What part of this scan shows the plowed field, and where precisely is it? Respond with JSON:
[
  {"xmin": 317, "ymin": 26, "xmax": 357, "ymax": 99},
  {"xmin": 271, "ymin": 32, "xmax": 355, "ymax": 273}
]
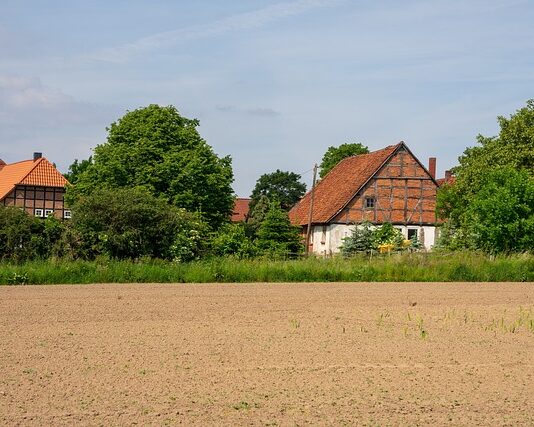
[{"xmin": 1, "ymin": 282, "xmax": 533, "ymax": 426}]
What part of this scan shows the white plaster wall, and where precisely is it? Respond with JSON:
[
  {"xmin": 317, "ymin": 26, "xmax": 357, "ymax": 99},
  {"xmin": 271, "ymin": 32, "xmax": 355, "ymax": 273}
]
[{"xmin": 311, "ymin": 224, "xmax": 437, "ymax": 254}]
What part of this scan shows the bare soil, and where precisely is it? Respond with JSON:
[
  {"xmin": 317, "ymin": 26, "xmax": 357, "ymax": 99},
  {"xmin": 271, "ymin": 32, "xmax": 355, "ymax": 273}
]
[{"xmin": 1, "ymin": 282, "xmax": 533, "ymax": 426}]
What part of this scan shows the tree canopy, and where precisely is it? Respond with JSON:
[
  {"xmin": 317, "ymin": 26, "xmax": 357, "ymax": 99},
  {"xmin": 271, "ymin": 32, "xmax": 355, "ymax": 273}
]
[
  {"xmin": 437, "ymin": 100, "xmax": 534, "ymax": 252},
  {"xmin": 255, "ymin": 202, "xmax": 303, "ymax": 257},
  {"xmin": 249, "ymin": 169, "xmax": 306, "ymax": 212},
  {"xmin": 70, "ymin": 104, "xmax": 234, "ymax": 229},
  {"xmin": 319, "ymin": 142, "xmax": 369, "ymax": 178}
]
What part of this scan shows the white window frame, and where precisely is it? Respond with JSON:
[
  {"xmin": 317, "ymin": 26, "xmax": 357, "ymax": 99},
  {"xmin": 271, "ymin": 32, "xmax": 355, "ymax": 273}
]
[
  {"xmin": 63, "ymin": 210, "xmax": 72, "ymax": 219},
  {"xmin": 44, "ymin": 209, "xmax": 54, "ymax": 218},
  {"xmin": 34, "ymin": 208, "xmax": 44, "ymax": 218}
]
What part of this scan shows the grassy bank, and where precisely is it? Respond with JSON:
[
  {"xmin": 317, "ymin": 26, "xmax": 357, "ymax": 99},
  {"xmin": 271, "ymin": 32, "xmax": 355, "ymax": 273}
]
[{"xmin": 1, "ymin": 252, "xmax": 533, "ymax": 285}]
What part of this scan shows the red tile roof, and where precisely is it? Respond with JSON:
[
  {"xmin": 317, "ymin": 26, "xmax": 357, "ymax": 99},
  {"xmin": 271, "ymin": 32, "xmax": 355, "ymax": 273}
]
[
  {"xmin": 436, "ymin": 176, "xmax": 456, "ymax": 186},
  {"xmin": 231, "ymin": 198, "xmax": 251, "ymax": 222},
  {"xmin": 289, "ymin": 144, "xmax": 401, "ymax": 226},
  {"xmin": 0, "ymin": 157, "xmax": 69, "ymax": 201}
]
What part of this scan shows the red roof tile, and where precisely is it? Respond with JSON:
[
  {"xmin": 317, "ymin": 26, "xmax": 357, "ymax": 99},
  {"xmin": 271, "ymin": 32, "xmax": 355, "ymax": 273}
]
[
  {"xmin": 436, "ymin": 176, "xmax": 456, "ymax": 186},
  {"xmin": 231, "ymin": 198, "xmax": 251, "ymax": 222},
  {"xmin": 289, "ymin": 144, "xmax": 401, "ymax": 226},
  {"xmin": 0, "ymin": 157, "xmax": 69, "ymax": 201}
]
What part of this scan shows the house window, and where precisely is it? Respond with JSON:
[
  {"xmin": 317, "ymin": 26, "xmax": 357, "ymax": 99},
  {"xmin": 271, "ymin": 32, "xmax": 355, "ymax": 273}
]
[
  {"xmin": 34, "ymin": 209, "xmax": 44, "ymax": 217},
  {"xmin": 408, "ymin": 229, "xmax": 418, "ymax": 240},
  {"xmin": 44, "ymin": 209, "xmax": 54, "ymax": 217},
  {"xmin": 365, "ymin": 197, "xmax": 376, "ymax": 209},
  {"xmin": 63, "ymin": 210, "xmax": 72, "ymax": 219}
]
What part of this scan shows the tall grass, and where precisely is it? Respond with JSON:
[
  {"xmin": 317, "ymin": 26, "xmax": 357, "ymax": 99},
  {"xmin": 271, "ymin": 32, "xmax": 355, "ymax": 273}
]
[{"xmin": 0, "ymin": 252, "xmax": 533, "ymax": 285}]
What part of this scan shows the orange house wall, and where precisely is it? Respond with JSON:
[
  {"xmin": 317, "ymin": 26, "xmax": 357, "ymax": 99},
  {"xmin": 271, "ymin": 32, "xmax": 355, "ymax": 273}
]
[{"xmin": 332, "ymin": 149, "xmax": 437, "ymax": 225}]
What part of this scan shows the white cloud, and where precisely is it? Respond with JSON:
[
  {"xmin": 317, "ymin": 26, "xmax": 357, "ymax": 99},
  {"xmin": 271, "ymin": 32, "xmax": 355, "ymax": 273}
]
[
  {"xmin": 0, "ymin": 74, "xmax": 118, "ymax": 170},
  {"xmin": 86, "ymin": 0, "xmax": 344, "ymax": 63}
]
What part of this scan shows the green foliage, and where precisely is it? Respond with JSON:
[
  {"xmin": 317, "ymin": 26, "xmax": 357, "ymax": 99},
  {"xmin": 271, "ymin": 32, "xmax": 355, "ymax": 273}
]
[
  {"xmin": 319, "ymin": 142, "xmax": 369, "ymax": 178},
  {"xmin": 1, "ymin": 252, "xmax": 533, "ymax": 284},
  {"xmin": 64, "ymin": 157, "xmax": 92, "ymax": 184},
  {"xmin": 210, "ymin": 223, "xmax": 256, "ymax": 259},
  {"xmin": 0, "ymin": 207, "xmax": 68, "ymax": 262},
  {"xmin": 0, "ymin": 207, "xmax": 45, "ymax": 261},
  {"xmin": 255, "ymin": 202, "xmax": 303, "ymax": 257},
  {"xmin": 245, "ymin": 194, "xmax": 270, "ymax": 236},
  {"xmin": 340, "ymin": 221, "xmax": 374, "ymax": 255},
  {"xmin": 373, "ymin": 223, "xmax": 404, "ymax": 247},
  {"xmin": 70, "ymin": 187, "xmax": 208, "ymax": 260},
  {"xmin": 70, "ymin": 104, "xmax": 234, "ymax": 229},
  {"xmin": 462, "ymin": 167, "xmax": 534, "ymax": 253},
  {"xmin": 340, "ymin": 222, "xmax": 409, "ymax": 256},
  {"xmin": 437, "ymin": 100, "xmax": 534, "ymax": 252},
  {"xmin": 249, "ymin": 169, "xmax": 306, "ymax": 212}
]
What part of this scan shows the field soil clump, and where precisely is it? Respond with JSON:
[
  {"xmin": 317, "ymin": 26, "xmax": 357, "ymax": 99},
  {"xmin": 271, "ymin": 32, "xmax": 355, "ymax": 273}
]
[{"xmin": 1, "ymin": 282, "xmax": 533, "ymax": 425}]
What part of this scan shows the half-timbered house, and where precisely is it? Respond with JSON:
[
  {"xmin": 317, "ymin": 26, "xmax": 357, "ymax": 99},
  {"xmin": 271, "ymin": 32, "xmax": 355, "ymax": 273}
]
[
  {"xmin": 289, "ymin": 142, "xmax": 439, "ymax": 254},
  {"xmin": 0, "ymin": 153, "xmax": 70, "ymax": 219}
]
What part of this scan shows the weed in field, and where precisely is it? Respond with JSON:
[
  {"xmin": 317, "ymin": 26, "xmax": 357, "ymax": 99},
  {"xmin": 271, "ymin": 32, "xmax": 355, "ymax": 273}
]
[
  {"xmin": 232, "ymin": 401, "xmax": 250, "ymax": 410},
  {"xmin": 290, "ymin": 319, "xmax": 300, "ymax": 329}
]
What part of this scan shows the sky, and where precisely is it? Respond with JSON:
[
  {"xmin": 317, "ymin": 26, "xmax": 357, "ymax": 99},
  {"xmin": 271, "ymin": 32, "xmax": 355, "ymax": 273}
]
[{"xmin": 1, "ymin": 0, "xmax": 533, "ymax": 196}]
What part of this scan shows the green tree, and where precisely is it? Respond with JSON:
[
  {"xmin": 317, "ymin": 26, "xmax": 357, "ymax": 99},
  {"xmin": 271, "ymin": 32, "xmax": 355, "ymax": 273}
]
[
  {"xmin": 71, "ymin": 105, "xmax": 234, "ymax": 229},
  {"xmin": 211, "ymin": 223, "xmax": 256, "ymax": 258},
  {"xmin": 340, "ymin": 221, "xmax": 374, "ymax": 256},
  {"xmin": 246, "ymin": 194, "xmax": 271, "ymax": 237},
  {"xmin": 64, "ymin": 157, "xmax": 93, "ymax": 184},
  {"xmin": 71, "ymin": 187, "xmax": 208, "ymax": 260},
  {"xmin": 256, "ymin": 202, "xmax": 303, "ymax": 257},
  {"xmin": 462, "ymin": 167, "xmax": 534, "ymax": 253},
  {"xmin": 249, "ymin": 170, "xmax": 306, "ymax": 212},
  {"xmin": 319, "ymin": 142, "xmax": 369, "ymax": 178},
  {"xmin": 437, "ymin": 100, "xmax": 534, "ymax": 252}
]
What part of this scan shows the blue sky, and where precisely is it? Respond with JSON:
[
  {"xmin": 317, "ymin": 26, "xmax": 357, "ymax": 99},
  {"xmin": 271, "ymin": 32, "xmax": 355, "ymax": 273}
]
[{"xmin": 1, "ymin": 0, "xmax": 533, "ymax": 196}]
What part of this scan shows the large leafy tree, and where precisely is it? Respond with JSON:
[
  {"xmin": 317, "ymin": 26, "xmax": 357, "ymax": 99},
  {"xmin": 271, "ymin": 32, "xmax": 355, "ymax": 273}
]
[
  {"xmin": 71, "ymin": 105, "xmax": 234, "ymax": 229},
  {"xmin": 437, "ymin": 100, "xmax": 534, "ymax": 252},
  {"xmin": 249, "ymin": 169, "xmax": 306, "ymax": 212},
  {"xmin": 319, "ymin": 142, "xmax": 369, "ymax": 178},
  {"xmin": 64, "ymin": 157, "xmax": 92, "ymax": 184}
]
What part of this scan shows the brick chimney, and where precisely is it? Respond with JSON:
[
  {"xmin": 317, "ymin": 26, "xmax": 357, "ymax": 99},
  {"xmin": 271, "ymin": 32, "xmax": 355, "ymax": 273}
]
[
  {"xmin": 445, "ymin": 170, "xmax": 452, "ymax": 180},
  {"xmin": 33, "ymin": 152, "xmax": 42, "ymax": 161},
  {"xmin": 0, "ymin": 159, "xmax": 5, "ymax": 171},
  {"xmin": 428, "ymin": 157, "xmax": 436, "ymax": 179}
]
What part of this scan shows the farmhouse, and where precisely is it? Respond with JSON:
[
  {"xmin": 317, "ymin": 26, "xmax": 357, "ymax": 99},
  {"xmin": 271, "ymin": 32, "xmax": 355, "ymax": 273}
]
[
  {"xmin": 0, "ymin": 152, "xmax": 70, "ymax": 219},
  {"xmin": 289, "ymin": 142, "xmax": 441, "ymax": 254}
]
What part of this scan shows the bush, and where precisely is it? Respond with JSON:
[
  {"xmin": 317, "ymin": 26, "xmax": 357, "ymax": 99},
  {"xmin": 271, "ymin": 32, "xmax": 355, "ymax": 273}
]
[
  {"xmin": 0, "ymin": 206, "xmax": 45, "ymax": 262},
  {"xmin": 210, "ymin": 223, "xmax": 256, "ymax": 259},
  {"xmin": 341, "ymin": 222, "xmax": 411, "ymax": 256},
  {"xmin": 70, "ymin": 187, "xmax": 209, "ymax": 260}
]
